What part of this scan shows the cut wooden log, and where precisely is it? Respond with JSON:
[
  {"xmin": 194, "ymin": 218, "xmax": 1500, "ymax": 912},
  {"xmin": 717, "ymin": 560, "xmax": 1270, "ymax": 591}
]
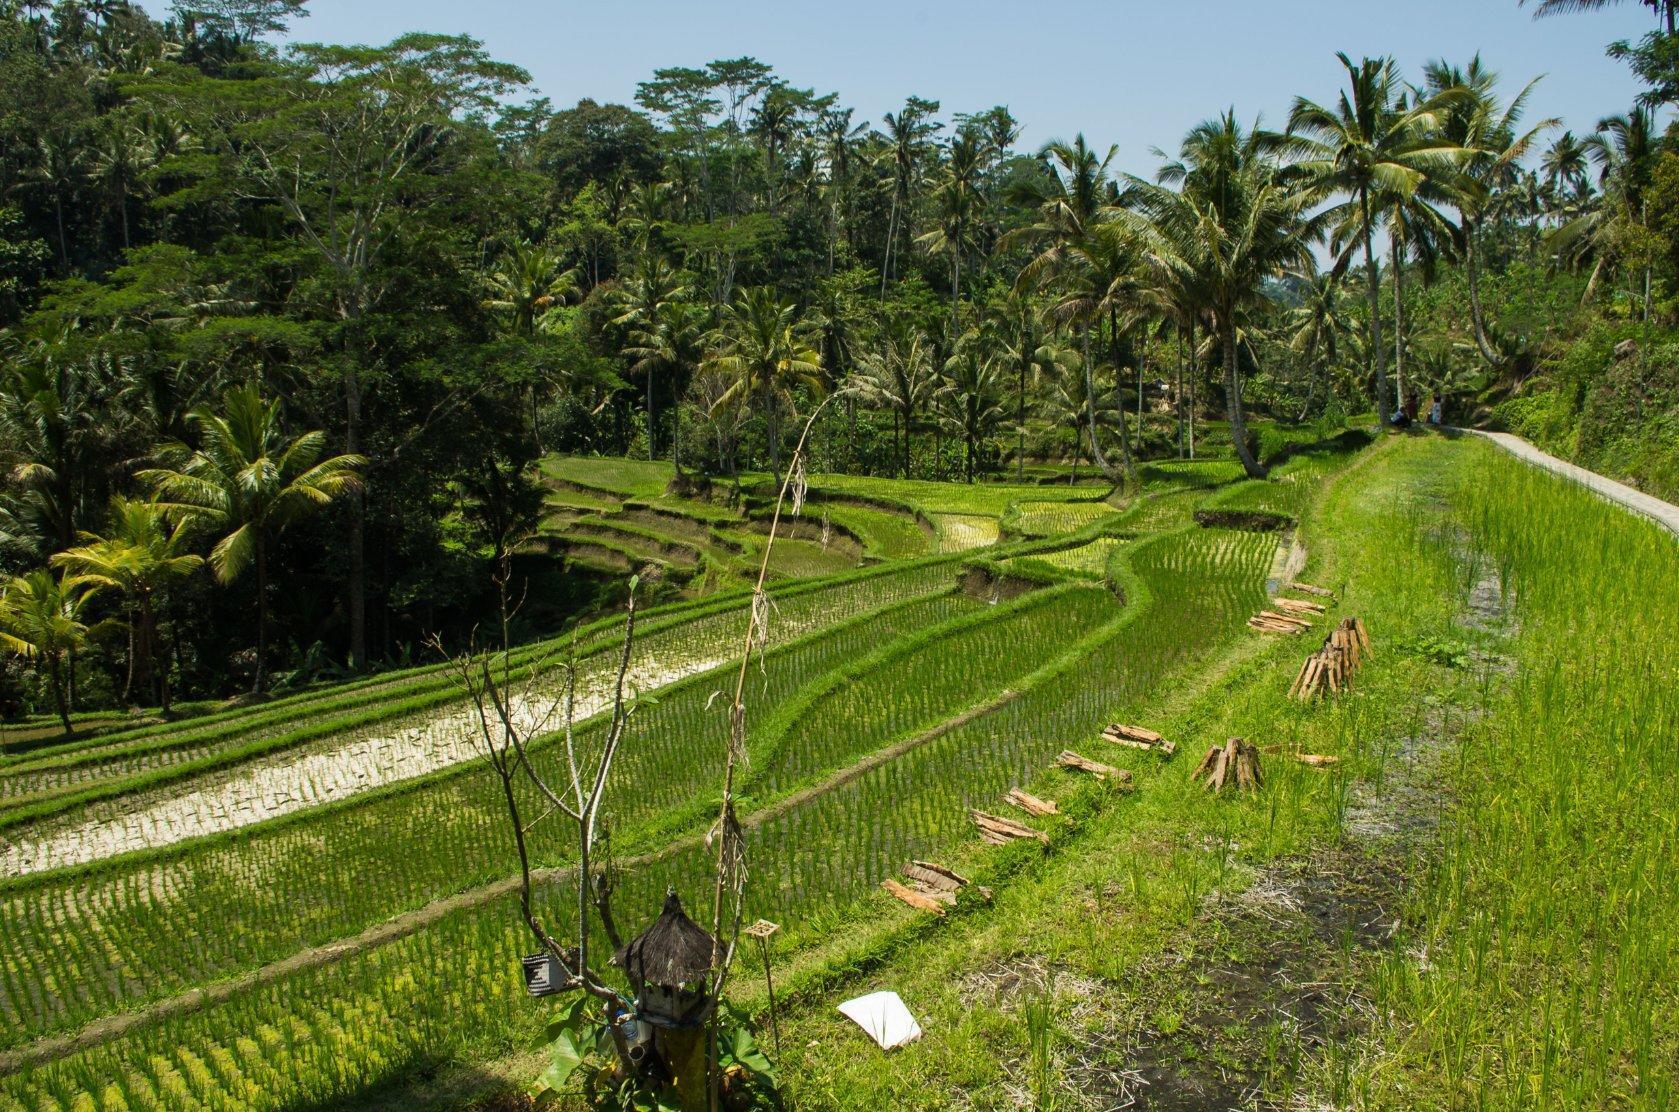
[
  {"xmin": 1290, "ymin": 582, "xmax": 1335, "ymax": 598},
  {"xmin": 1006, "ymin": 788, "xmax": 1060, "ymax": 817},
  {"xmin": 969, "ymin": 809, "xmax": 1050, "ymax": 844},
  {"xmin": 1056, "ymin": 750, "xmax": 1134, "ymax": 787},
  {"xmin": 1192, "ymin": 738, "xmax": 1262, "ymax": 794},
  {"xmin": 1102, "ymin": 723, "xmax": 1177, "ymax": 758},
  {"xmin": 1294, "ymin": 753, "xmax": 1340, "ymax": 767},
  {"xmin": 904, "ymin": 860, "xmax": 969, "ymax": 893},
  {"xmin": 1250, "ymin": 616, "xmax": 1308, "ymax": 635},
  {"xmin": 882, "ymin": 878, "xmax": 948, "ymax": 914},
  {"xmin": 1271, "ymin": 596, "xmax": 1327, "ymax": 616}
]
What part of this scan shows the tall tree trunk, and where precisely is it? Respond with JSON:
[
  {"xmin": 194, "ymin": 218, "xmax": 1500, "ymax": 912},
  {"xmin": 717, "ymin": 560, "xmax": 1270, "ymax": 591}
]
[
  {"xmin": 1136, "ymin": 342, "xmax": 1145, "ymax": 451},
  {"xmin": 50, "ymin": 653, "xmax": 71, "ymax": 737},
  {"xmin": 1224, "ymin": 315, "xmax": 1266, "ymax": 479},
  {"xmin": 1175, "ymin": 327, "xmax": 1185, "ymax": 458},
  {"xmin": 1360, "ymin": 188, "xmax": 1390, "ymax": 424},
  {"xmin": 902, "ymin": 403, "xmax": 912, "ymax": 479},
  {"xmin": 53, "ymin": 196, "xmax": 69, "ymax": 275},
  {"xmin": 647, "ymin": 369, "xmax": 657, "ymax": 462},
  {"xmin": 880, "ymin": 193, "xmax": 900, "ymax": 297},
  {"xmin": 1017, "ymin": 348, "xmax": 1027, "ymax": 482},
  {"xmin": 1104, "ymin": 313, "xmax": 1137, "ymax": 483},
  {"xmin": 1080, "ymin": 328, "xmax": 1124, "ymax": 484},
  {"xmin": 763, "ymin": 379, "xmax": 781, "ymax": 486},
  {"xmin": 1391, "ymin": 230, "xmax": 1407, "ymax": 414},
  {"xmin": 122, "ymin": 601, "xmax": 136, "ymax": 706},
  {"xmin": 1187, "ymin": 320, "xmax": 1197, "ymax": 460},
  {"xmin": 1463, "ymin": 217, "xmax": 1502, "ymax": 368},
  {"xmin": 254, "ymin": 534, "xmax": 269, "ymax": 695},
  {"xmin": 342, "ymin": 318, "xmax": 367, "ymax": 672}
]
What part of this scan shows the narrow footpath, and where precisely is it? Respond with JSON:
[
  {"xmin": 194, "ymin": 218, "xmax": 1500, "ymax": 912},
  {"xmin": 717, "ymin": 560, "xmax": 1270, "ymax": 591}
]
[{"xmin": 1460, "ymin": 429, "xmax": 1679, "ymax": 538}]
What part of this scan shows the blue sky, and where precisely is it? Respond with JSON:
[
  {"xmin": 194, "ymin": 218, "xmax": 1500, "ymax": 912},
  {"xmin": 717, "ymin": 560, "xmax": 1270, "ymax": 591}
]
[{"xmin": 137, "ymin": 1, "xmax": 1654, "ymax": 173}]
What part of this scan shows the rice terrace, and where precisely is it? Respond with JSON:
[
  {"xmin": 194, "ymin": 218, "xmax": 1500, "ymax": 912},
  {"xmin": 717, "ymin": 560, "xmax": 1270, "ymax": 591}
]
[{"xmin": 2, "ymin": 1, "xmax": 1677, "ymax": 1109}]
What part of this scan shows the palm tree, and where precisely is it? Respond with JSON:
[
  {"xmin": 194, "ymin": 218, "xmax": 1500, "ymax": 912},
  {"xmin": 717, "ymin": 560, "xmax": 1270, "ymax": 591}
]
[
  {"xmin": 1009, "ymin": 135, "xmax": 1133, "ymax": 484},
  {"xmin": 1288, "ymin": 270, "xmax": 1353, "ymax": 421},
  {"xmin": 704, "ymin": 288, "xmax": 824, "ymax": 483},
  {"xmin": 1387, "ymin": 183, "xmax": 1457, "ymax": 410},
  {"xmin": 851, "ymin": 313, "xmax": 938, "ymax": 478},
  {"xmin": 51, "ymin": 498, "xmax": 202, "ymax": 711},
  {"xmin": 1583, "ymin": 107, "xmax": 1660, "ymax": 313},
  {"xmin": 1541, "ymin": 131, "xmax": 1592, "ymax": 211},
  {"xmin": 1127, "ymin": 112, "xmax": 1316, "ymax": 478},
  {"xmin": 1520, "ymin": 0, "xmax": 1676, "ymax": 33},
  {"xmin": 1286, "ymin": 54, "xmax": 1466, "ymax": 423},
  {"xmin": 818, "ymin": 107, "xmax": 869, "ymax": 268},
  {"xmin": 938, "ymin": 332, "xmax": 1007, "ymax": 482},
  {"xmin": 991, "ymin": 289, "xmax": 1070, "ymax": 480},
  {"xmin": 140, "ymin": 386, "xmax": 365, "ymax": 694},
  {"xmin": 915, "ymin": 129, "xmax": 985, "ymax": 325},
  {"xmin": 483, "ymin": 238, "xmax": 578, "ymax": 453},
  {"xmin": 1037, "ymin": 350, "xmax": 1117, "ymax": 484},
  {"xmin": 0, "ymin": 571, "xmax": 93, "ymax": 736},
  {"xmin": 1423, "ymin": 59, "xmax": 1558, "ymax": 354},
  {"xmin": 609, "ymin": 255, "xmax": 690, "ymax": 461},
  {"xmin": 1043, "ymin": 221, "xmax": 1146, "ymax": 483},
  {"xmin": 878, "ymin": 97, "xmax": 942, "ymax": 293},
  {"xmin": 622, "ymin": 295, "xmax": 706, "ymax": 476}
]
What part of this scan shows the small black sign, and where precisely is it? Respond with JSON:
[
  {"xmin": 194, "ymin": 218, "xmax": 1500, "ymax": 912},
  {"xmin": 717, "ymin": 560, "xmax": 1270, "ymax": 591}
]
[{"xmin": 522, "ymin": 953, "xmax": 562, "ymax": 997}]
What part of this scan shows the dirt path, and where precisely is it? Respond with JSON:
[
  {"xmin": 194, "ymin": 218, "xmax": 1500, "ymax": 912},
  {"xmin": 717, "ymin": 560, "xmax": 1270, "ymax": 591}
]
[{"xmin": 1462, "ymin": 429, "xmax": 1679, "ymax": 538}]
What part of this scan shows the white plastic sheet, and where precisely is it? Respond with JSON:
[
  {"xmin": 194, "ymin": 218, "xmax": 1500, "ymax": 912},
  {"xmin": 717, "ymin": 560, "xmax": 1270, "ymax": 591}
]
[{"xmin": 837, "ymin": 990, "xmax": 923, "ymax": 1050}]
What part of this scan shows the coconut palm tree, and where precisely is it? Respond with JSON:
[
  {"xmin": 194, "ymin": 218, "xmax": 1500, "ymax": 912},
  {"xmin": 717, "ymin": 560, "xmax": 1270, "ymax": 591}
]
[
  {"xmin": 51, "ymin": 497, "xmax": 203, "ymax": 711},
  {"xmin": 1541, "ymin": 131, "xmax": 1592, "ymax": 211},
  {"xmin": 851, "ymin": 312, "xmax": 938, "ymax": 479},
  {"xmin": 938, "ymin": 331, "xmax": 1008, "ymax": 482},
  {"xmin": 1043, "ymin": 221, "xmax": 1147, "ymax": 483},
  {"xmin": 622, "ymin": 295, "xmax": 706, "ymax": 476},
  {"xmin": 704, "ymin": 288, "xmax": 824, "ymax": 483},
  {"xmin": 610, "ymin": 255, "xmax": 691, "ymax": 461},
  {"xmin": 878, "ymin": 97, "xmax": 942, "ymax": 293},
  {"xmin": 483, "ymin": 238, "xmax": 578, "ymax": 453},
  {"xmin": 990, "ymin": 289, "xmax": 1071, "ymax": 480},
  {"xmin": 1285, "ymin": 54, "xmax": 1467, "ymax": 423},
  {"xmin": 1288, "ymin": 270, "xmax": 1354, "ymax": 421},
  {"xmin": 1127, "ymin": 112, "xmax": 1316, "ymax": 478},
  {"xmin": 1009, "ymin": 135, "xmax": 1135, "ymax": 483},
  {"xmin": 1520, "ymin": 0, "xmax": 1676, "ymax": 32},
  {"xmin": 916, "ymin": 129, "xmax": 986, "ymax": 323},
  {"xmin": 1423, "ymin": 58, "xmax": 1557, "ymax": 358},
  {"xmin": 0, "ymin": 571, "xmax": 94, "ymax": 736},
  {"xmin": 140, "ymin": 386, "xmax": 364, "ymax": 694},
  {"xmin": 1036, "ymin": 350, "xmax": 1116, "ymax": 484}
]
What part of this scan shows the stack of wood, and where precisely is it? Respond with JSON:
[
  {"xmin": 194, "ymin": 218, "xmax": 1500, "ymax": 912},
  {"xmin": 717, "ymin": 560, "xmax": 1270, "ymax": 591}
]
[
  {"xmin": 1056, "ymin": 750, "xmax": 1135, "ymax": 789},
  {"xmin": 1270, "ymin": 596, "xmax": 1327, "ymax": 618},
  {"xmin": 1287, "ymin": 616, "xmax": 1371, "ymax": 700},
  {"xmin": 1191, "ymin": 737, "xmax": 1263, "ymax": 794},
  {"xmin": 1248, "ymin": 609, "xmax": 1313, "ymax": 634},
  {"xmin": 882, "ymin": 860, "xmax": 986, "ymax": 915},
  {"xmin": 1006, "ymin": 788, "xmax": 1059, "ymax": 817},
  {"xmin": 969, "ymin": 809, "xmax": 1050, "ymax": 845},
  {"xmin": 1102, "ymin": 723, "xmax": 1176, "ymax": 758},
  {"xmin": 1290, "ymin": 582, "xmax": 1335, "ymax": 598}
]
